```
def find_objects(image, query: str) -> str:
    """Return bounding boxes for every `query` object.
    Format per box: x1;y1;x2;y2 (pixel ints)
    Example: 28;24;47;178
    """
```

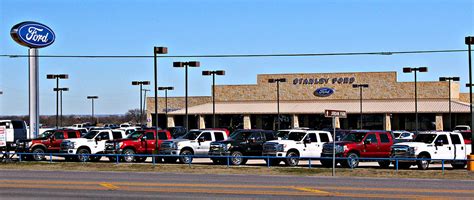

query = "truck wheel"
284;151;300;167
378;160;391;168
179;149;193;164
77;148;90;162
230;151;246;165
123;149;136;163
343;152;359;168
452;162;467;169
320;159;333;168
32;148;46;161
417;155;430;170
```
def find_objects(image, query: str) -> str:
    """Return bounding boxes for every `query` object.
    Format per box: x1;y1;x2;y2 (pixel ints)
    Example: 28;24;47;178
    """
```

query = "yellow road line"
293;187;330;194
99;182;119;190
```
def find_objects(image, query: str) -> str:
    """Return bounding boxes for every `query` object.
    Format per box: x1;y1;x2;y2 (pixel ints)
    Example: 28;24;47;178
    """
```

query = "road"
0;169;472;199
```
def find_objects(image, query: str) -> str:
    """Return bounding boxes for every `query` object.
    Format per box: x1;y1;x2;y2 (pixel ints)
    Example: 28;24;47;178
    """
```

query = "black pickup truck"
208;129;276;165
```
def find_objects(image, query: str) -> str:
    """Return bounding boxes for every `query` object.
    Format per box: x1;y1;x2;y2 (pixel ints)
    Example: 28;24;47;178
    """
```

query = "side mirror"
435;140;443;146
198;137;205;143
305;137;312;144
140;137;146;142
95;136;102;141
364;139;372;145
247;137;256;143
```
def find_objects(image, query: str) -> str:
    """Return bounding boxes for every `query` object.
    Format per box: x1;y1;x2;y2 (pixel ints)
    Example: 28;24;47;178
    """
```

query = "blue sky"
1;0;473;115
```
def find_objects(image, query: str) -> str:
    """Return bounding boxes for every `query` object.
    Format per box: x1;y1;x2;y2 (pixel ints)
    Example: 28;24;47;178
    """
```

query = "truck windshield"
276;131;290;138
179;131;201;140
230;131;252;140
83;131;100;139
414;134;437;143
38;131;54;139
342;132;366;142
283;132;306;141
126;131;144;139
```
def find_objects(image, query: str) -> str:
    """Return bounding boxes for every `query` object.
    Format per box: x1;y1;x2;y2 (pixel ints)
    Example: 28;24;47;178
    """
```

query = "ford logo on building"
314;87;334;97
10;21;55;48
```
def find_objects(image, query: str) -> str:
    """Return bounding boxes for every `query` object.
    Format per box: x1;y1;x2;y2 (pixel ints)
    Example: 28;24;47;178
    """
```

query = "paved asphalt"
0;169;472;199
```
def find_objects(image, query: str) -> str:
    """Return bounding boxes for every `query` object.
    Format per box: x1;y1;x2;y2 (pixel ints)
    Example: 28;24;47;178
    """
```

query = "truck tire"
179;149;193;164
342;152;359;168
123;148;135;163
417;154;430;170
452;162;467;169
320;159;333;168
284;151;300;167
77;148;90;162
378;160;391;168
32;148;46;161
230;151;247;165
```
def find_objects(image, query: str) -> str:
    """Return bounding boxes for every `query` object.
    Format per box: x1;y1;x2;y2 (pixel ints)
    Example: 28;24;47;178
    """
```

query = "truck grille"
105;142;115;151
391;145;411;157
209;144;223;152
160;142;173;151
322;144;334;154
263;143;278;154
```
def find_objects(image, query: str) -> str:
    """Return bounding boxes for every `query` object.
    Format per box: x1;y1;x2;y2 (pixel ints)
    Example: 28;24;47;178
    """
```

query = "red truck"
320;130;394;168
104;129;171;162
16;129;82;161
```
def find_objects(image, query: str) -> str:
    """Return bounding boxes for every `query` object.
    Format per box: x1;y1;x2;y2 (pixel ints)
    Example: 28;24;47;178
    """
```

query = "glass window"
343;132;366;142
214;132;225;141
450;134;461;145
319;133;330;142
436;135;449;144
264;132;275;141
158;132;168;140
145;132;155;140
200;132;212;141
306;133;317;142
251;132;263;141
98;132;110;140
54;132;65;139
112;131;123;139
285;132;306;141
365;134;377;143
67;132;78;138
12;121;24;129
379;134;390;143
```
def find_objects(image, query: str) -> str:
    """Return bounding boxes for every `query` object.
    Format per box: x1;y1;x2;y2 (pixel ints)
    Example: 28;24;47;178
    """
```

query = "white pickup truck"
391;131;472;170
60;129;126;161
262;129;333;166
159;129;228;163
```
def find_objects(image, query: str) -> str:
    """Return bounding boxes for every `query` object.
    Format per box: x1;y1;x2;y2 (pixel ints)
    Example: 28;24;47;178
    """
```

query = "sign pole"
332;115;336;176
29;48;39;139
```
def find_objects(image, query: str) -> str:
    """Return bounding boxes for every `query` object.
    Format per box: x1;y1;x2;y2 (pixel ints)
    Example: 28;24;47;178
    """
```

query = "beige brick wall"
146;96;211;114
459;93;473;103
215;72;456;101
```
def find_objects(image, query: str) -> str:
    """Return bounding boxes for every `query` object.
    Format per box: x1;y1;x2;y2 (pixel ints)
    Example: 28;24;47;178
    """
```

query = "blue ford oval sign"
10;21;55;48
314;87;334;97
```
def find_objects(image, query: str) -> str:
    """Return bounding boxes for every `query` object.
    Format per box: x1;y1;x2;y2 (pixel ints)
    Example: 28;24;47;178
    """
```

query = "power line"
0;49;469;59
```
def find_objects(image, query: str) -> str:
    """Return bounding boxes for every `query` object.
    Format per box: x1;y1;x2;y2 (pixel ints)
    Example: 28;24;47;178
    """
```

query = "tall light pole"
153;46;168;152
158;87;174;129
268;78;287;130
466;36;474;154
54;87;68;127
352;84;369;130
132;81;150;125
202;70;225;128
47;74;68;128
439;77;460;130
173;61;201;131
142;88;150;127
403;67;428;133
87;96;98;125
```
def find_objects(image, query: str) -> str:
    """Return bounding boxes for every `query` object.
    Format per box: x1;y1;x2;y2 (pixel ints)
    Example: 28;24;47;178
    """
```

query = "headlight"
335;145;346;153
116;142;123;149
171;143;178;150
276;144;286;152
409;147;416;155
225;143;231;151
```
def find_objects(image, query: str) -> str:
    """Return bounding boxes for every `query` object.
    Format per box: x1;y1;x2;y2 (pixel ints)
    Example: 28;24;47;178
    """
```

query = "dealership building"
146;71;471;131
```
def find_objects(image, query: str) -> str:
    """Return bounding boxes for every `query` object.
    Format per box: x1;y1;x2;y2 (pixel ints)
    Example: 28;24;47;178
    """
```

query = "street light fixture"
439;77;460;130
53;87;69;127
47;74;68;128
132;81;150;125
153;46;168;152
403;67;428;133
87;96;98;125
352;84;369;130
202;70;225;128
173;61;201;131
158;87;174;129
268;78;287;130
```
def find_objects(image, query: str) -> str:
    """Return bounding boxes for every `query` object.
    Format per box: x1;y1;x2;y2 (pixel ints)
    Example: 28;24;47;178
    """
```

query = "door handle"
448;147;451;150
